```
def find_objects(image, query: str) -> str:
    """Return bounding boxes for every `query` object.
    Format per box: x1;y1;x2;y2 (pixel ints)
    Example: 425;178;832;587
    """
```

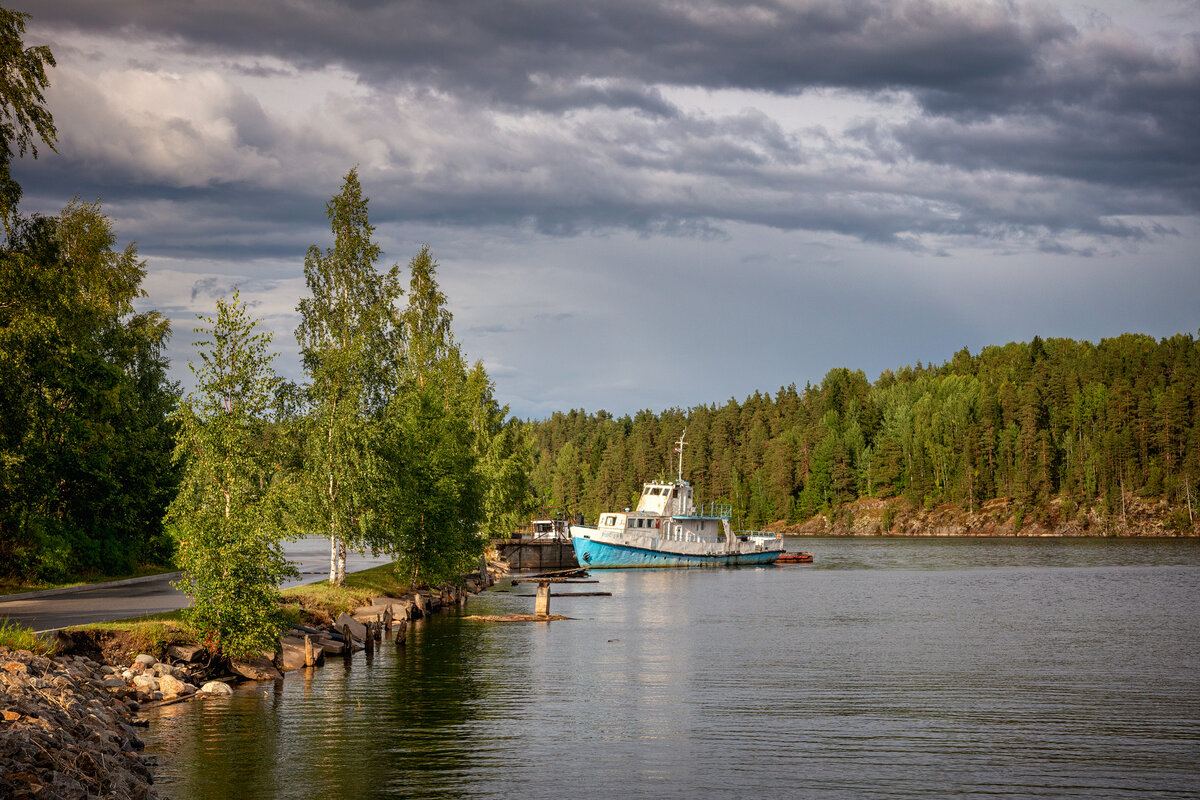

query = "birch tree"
377;245;483;587
295;169;402;585
166;293;294;658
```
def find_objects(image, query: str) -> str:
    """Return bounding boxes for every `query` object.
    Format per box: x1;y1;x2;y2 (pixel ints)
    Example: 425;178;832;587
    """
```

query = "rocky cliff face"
773;495;1198;537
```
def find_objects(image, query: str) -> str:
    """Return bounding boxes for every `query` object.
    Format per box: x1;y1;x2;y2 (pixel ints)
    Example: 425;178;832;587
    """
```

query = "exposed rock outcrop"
772;495;1199;537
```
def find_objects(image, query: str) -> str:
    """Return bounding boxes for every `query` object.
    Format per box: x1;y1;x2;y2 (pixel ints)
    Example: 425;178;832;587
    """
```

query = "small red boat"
776;551;813;564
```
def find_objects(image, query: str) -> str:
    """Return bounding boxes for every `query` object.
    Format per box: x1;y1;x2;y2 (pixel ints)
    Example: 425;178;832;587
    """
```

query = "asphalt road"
0;536;394;632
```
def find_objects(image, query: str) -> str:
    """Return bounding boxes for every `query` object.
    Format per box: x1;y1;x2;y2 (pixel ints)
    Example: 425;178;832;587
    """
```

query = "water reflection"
144;539;1200;799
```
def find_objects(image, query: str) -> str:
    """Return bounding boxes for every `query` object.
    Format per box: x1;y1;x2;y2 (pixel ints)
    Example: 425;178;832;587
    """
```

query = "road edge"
0;572;184;605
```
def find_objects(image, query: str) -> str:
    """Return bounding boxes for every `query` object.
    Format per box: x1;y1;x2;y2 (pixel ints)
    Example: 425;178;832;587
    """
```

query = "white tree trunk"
329;535;339;585
336;539;347;585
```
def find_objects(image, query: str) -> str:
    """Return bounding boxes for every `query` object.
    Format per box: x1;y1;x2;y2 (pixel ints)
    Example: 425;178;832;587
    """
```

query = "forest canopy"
525;334;1200;534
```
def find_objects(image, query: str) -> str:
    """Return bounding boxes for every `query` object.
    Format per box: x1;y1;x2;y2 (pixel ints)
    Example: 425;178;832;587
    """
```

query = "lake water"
142;538;1200;799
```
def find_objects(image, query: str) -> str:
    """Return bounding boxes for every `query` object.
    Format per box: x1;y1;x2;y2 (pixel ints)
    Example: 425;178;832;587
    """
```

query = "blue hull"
572;536;781;569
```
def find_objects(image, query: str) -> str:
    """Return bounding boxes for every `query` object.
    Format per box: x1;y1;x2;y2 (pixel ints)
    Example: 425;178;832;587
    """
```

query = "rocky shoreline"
3;570;499;799
0;648;159;800
771;495;1198;538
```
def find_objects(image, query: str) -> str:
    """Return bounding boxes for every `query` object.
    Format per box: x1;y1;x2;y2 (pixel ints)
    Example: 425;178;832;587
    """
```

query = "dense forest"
526;334;1200;535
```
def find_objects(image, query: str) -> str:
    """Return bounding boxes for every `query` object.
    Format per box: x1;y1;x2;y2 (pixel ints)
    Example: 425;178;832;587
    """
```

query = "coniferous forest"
525;334;1200;535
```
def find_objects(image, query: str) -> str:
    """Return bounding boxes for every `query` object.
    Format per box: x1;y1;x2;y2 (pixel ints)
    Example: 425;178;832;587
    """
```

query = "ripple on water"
144;539;1200;800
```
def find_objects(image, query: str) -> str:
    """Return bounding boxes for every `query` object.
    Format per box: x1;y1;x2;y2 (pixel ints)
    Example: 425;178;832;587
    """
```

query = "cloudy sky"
14;0;1200;418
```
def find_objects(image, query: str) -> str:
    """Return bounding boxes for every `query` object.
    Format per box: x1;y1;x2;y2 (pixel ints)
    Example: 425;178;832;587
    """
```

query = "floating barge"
776;551;814;564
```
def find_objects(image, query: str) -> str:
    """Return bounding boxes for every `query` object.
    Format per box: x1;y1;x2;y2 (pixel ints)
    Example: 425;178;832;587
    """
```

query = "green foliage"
0;7;56;226
165;293;296;660
295;168;403;585
376;245;484;586
0;201;177;581
881;505;896;532
526;334;1200;530
467;361;535;538
379;381;483;587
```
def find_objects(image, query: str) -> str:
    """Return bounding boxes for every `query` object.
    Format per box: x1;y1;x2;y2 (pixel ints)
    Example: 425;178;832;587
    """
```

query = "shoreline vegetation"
526;334;1200;540
0;561;502;800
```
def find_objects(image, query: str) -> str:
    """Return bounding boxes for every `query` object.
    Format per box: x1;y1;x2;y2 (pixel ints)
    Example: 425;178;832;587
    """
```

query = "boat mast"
674;429;687;483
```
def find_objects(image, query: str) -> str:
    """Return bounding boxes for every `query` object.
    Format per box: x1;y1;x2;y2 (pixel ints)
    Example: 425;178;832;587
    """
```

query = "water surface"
144;538;1200;799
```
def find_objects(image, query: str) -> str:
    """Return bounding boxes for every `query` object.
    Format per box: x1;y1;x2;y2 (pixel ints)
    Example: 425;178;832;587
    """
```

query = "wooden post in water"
304;634;315;668
383;605;393;632
341;623;353;657
374;615;382;642
364;622;375;655
394;619;408;647
534;581;551;618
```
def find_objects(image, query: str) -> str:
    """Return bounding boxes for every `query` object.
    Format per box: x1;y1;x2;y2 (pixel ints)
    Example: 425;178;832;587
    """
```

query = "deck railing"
676;502;732;519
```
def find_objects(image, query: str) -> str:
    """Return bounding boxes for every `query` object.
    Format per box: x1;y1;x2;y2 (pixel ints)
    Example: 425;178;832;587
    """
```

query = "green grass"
0;618;57;656
279;562;408;623
67;610;199;658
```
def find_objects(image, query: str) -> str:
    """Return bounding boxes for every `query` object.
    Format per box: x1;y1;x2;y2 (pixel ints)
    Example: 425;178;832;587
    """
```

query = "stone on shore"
132;674;158;692
166;643;206;662
1;647;159;799
200;680;234;695
230;655;282;682
158;673;188;699
133;654;157;667
279;637;322;671
334;613;367;640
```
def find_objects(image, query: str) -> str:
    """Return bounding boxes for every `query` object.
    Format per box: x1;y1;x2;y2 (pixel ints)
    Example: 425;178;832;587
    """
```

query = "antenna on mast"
674;429;687;482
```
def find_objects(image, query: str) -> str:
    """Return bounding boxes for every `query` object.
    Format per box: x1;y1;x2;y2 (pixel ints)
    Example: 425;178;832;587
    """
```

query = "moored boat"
568;432;785;568
776;551;813;563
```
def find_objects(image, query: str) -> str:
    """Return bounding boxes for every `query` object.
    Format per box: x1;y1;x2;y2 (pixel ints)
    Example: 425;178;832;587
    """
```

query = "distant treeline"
526;334;1200;531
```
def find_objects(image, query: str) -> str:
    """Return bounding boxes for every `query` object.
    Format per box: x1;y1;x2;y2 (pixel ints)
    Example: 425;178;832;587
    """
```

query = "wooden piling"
341;623;353;657
534;581;551;617
374;615;382;642
383;605;393;632
304;634;315;668
364;622;374;655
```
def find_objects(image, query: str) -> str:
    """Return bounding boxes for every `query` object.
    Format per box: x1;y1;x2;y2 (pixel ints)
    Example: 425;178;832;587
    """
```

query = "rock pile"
105;652;202;704
0;646;158;800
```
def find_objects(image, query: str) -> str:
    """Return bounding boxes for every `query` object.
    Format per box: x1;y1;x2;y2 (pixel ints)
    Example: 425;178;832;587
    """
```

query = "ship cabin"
636;481;696;516
593;480;732;544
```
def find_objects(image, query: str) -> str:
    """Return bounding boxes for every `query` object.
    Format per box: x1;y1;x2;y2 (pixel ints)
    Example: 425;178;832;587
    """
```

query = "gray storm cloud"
12;0;1200;415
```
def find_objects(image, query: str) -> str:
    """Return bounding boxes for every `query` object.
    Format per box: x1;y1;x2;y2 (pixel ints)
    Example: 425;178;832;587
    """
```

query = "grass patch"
279;562;408;624
67;610;199;658
0;618;57;656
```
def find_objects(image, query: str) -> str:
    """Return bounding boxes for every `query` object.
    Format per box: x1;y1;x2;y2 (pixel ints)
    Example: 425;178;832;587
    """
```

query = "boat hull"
571;535;782;569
